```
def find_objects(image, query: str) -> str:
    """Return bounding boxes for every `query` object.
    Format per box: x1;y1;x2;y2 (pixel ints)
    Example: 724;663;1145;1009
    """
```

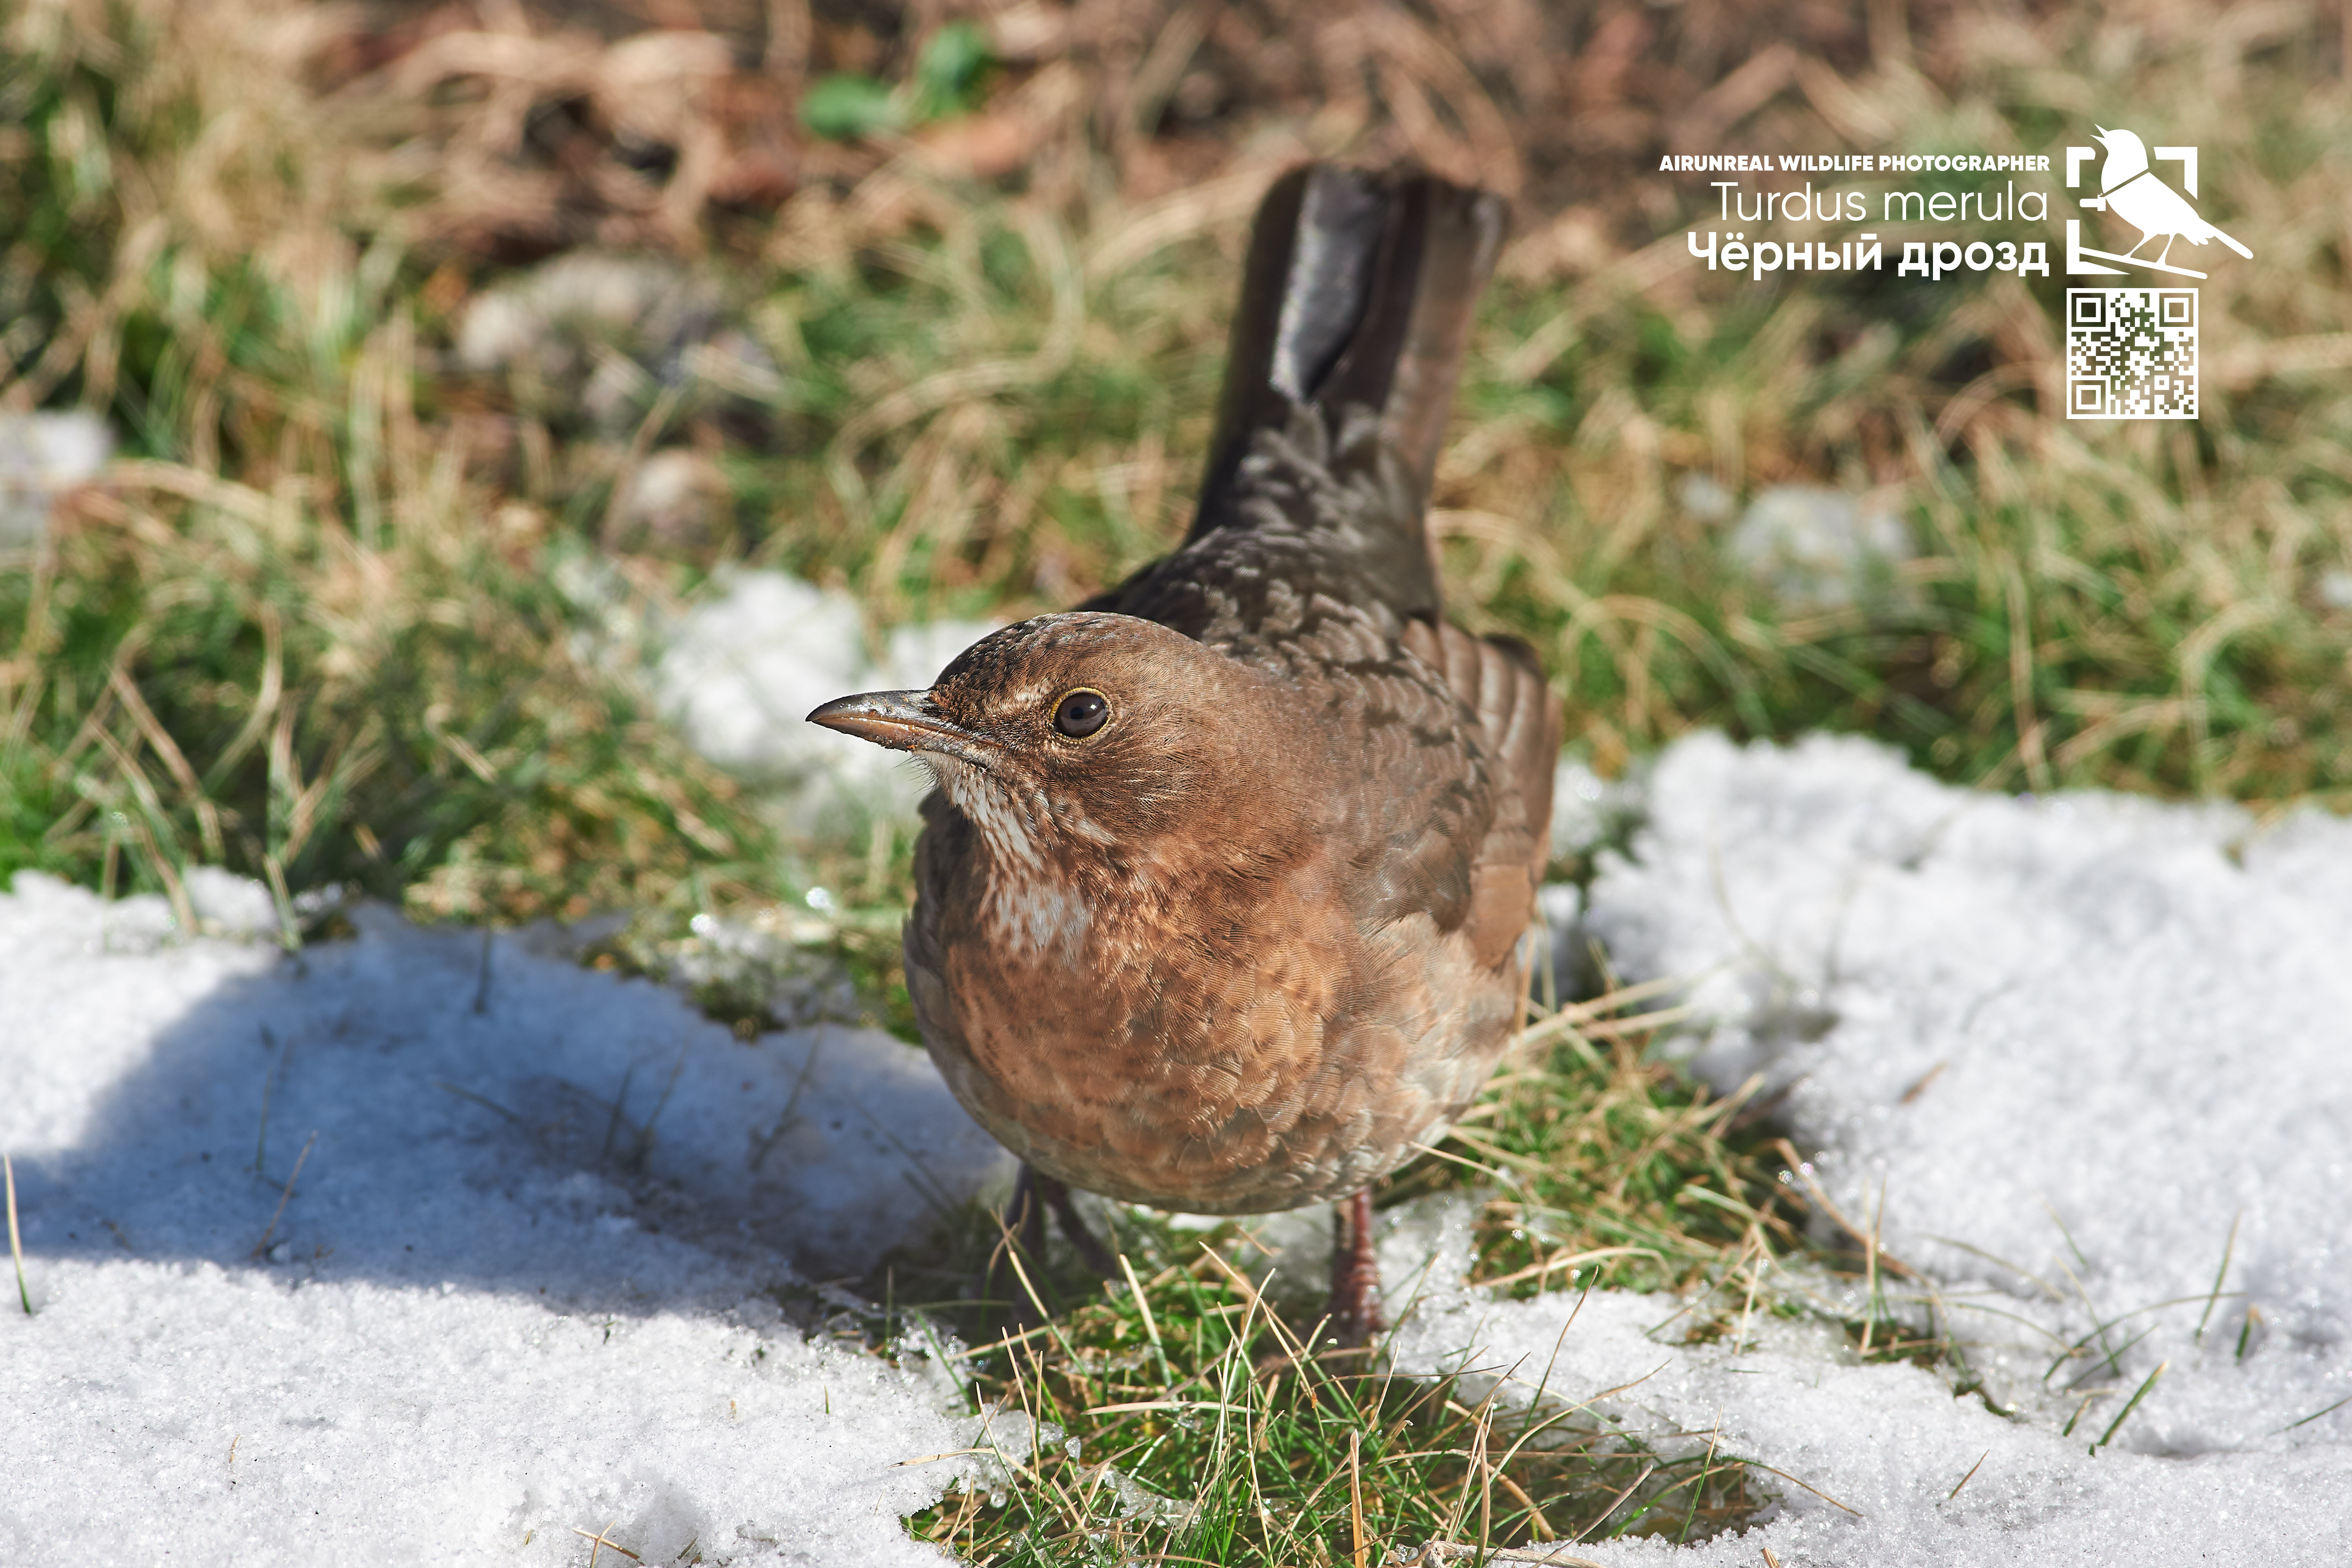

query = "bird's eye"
1051;688;1111;740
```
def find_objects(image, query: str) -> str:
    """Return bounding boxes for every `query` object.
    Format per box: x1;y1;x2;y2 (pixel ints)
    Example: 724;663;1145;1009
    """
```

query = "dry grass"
1;0;781;925
6;0;2351;931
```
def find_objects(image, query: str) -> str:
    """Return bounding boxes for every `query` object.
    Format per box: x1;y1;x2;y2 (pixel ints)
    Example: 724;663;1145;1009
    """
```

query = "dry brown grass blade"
570;1520;643;1564
1568;1460;1655;1544
1084;167;1278;281
1741;1460;1863;1518
1418;1547;1608;1568
5;1152;29;1315
1773;1140;1919;1281
88;724;196;930
1476;1247;1658;1294
1349;1427;1368;1568
106;665;223;860
250;1129;317;1259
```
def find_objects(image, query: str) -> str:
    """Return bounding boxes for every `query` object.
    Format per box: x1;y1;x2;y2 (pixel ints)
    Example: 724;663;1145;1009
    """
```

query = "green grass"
902;1264;1761;1564
7;0;2351;929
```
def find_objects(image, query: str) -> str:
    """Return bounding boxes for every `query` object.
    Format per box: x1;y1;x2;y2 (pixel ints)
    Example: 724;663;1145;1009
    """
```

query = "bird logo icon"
2067;128;2252;278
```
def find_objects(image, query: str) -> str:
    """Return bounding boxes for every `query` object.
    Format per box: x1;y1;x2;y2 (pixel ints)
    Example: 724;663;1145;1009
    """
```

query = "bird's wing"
1399;617;1561;967
1271;606;1553;971
1091;163;1551;962
2114;180;2254;255
2118;180;2204;237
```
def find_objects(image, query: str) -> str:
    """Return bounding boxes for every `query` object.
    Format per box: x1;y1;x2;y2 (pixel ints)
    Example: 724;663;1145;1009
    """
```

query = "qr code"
2067;289;2197;419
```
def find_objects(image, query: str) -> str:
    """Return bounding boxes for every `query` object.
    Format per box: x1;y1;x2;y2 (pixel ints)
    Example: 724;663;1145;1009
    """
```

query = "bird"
809;164;1559;1344
2088;126;2252;269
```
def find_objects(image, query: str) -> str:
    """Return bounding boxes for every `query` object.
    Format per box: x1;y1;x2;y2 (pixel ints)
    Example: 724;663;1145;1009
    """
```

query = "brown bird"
810;165;1559;1341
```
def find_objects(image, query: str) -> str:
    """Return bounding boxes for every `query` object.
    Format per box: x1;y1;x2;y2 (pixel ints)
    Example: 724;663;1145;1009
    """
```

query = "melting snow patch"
0;872;1010;1565
1725;485;1913;611
0;409;112;551
654;570;996;836
1389;732;2352;1565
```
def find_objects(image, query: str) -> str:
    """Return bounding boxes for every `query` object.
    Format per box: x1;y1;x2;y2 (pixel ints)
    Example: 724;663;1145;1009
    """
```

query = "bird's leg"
2120;233;2154;260
2154;232;2177;268
1326;1187;1386;1346
986;1164;1054;1329
1033;1168;1119;1278
1013;1165;1051;1268
985;1166;1119;1331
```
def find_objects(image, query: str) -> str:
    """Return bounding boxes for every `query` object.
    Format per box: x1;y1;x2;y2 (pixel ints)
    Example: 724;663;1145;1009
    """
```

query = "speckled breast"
902;828;1524;1215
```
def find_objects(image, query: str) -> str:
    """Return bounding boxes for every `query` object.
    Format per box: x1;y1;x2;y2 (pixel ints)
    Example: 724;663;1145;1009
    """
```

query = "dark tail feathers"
1190;165;1507;546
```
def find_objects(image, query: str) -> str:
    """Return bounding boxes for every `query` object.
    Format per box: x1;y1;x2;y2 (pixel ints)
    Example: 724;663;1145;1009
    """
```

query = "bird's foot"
1324;1187;1386;1348
984;1166;1119;1335
1034;1169;1120;1278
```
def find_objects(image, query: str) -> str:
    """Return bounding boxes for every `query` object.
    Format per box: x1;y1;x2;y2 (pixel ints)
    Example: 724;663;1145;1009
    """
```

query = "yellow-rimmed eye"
1050;688;1111;739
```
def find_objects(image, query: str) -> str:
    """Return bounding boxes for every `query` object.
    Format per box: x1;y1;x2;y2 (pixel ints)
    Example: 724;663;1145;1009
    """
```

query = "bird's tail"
1188;165;1507;550
2214;226;2254;260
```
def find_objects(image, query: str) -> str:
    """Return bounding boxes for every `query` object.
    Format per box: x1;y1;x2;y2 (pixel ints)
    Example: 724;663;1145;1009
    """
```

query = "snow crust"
0;873;1009;1565
1724;484;1913;611
1396;732;2352;1564
1394;1289;2350;1566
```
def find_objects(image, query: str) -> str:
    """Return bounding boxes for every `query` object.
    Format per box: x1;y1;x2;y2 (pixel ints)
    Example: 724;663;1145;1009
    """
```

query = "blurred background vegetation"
2;0;2348;933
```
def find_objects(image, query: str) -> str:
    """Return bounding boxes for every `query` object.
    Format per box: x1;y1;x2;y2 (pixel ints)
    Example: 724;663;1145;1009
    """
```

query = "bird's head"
2093;127;2150;178
809;612;1309;875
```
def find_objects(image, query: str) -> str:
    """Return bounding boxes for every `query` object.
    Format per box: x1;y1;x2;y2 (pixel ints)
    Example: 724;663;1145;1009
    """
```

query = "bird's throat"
926;757;1045;871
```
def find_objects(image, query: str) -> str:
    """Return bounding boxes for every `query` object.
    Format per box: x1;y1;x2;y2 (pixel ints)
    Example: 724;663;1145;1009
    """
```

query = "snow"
1395;1290;2352;1566
1396;732;2352;1565
5;729;2348;1563
653;570;996;835
0;409;113;551
0;873;1010;1565
1722;485;1914;611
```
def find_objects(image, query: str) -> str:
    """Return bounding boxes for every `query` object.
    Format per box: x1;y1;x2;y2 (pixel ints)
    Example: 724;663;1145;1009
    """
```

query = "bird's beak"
807;690;993;765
